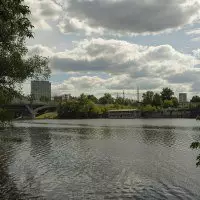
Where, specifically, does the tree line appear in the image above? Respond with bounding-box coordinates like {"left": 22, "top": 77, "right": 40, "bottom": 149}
{"left": 57, "top": 88, "right": 178, "bottom": 118}
{"left": 141, "top": 87, "right": 179, "bottom": 110}
{"left": 57, "top": 93, "right": 136, "bottom": 119}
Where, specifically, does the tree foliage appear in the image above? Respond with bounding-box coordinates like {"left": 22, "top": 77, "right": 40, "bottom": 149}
{"left": 152, "top": 93, "right": 162, "bottom": 107}
{"left": 58, "top": 99, "right": 102, "bottom": 119}
{"left": 99, "top": 93, "right": 114, "bottom": 105}
{"left": 142, "top": 105, "right": 157, "bottom": 112}
{"left": 142, "top": 91, "right": 154, "bottom": 105}
{"left": 142, "top": 89, "right": 178, "bottom": 108}
{"left": 0, "top": 0, "right": 50, "bottom": 124}
{"left": 161, "top": 88, "right": 174, "bottom": 101}
{"left": 163, "top": 100, "right": 173, "bottom": 108}
{"left": 0, "top": 0, "right": 50, "bottom": 104}
{"left": 172, "top": 97, "right": 179, "bottom": 107}
{"left": 191, "top": 96, "right": 200, "bottom": 103}
{"left": 87, "top": 95, "right": 98, "bottom": 104}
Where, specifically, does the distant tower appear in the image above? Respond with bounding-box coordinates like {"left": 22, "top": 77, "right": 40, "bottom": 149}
{"left": 179, "top": 93, "right": 187, "bottom": 103}
{"left": 116, "top": 92, "right": 119, "bottom": 99}
{"left": 137, "top": 87, "right": 140, "bottom": 102}
{"left": 31, "top": 80, "right": 51, "bottom": 101}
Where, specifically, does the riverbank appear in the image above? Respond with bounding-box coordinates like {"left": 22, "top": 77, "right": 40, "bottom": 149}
{"left": 36, "top": 112, "right": 58, "bottom": 119}
{"left": 35, "top": 109, "right": 200, "bottom": 119}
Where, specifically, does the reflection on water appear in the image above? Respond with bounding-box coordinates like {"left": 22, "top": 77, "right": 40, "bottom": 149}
{"left": 141, "top": 126, "right": 176, "bottom": 147}
{"left": 0, "top": 147, "right": 22, "bottom": 200}
{"left": 0, "top": 119, "right": 200, "bottom": 199}
{"left": 29, "top": 128, "right": 52, "bottom": 157}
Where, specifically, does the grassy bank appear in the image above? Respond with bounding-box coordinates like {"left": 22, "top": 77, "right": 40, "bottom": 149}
{"left": 36, "top": 112, "right": 58, "bottom": 119}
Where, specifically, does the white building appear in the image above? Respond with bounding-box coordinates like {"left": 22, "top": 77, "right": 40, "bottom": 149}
{"left": 31, "top": 81, "right": 51, "bottom": 101}
{"left": 179, "top": 93, "right": 187, "bottom": 103}
{"left": 54, "top": 94, "right": 71, "bottom": 102}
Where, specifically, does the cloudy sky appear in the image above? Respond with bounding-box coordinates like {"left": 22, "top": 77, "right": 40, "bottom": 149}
{"left": 24, "top": 0, "right": 200, "bottom": 99}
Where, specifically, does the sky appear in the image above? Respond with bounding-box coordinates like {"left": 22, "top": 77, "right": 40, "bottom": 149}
{"left": 24, "top": 0, "right": 200, "bottom": 100}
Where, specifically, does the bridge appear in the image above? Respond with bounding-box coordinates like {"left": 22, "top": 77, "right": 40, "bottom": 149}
{"left": 2, "top": 102, "right": 57, "bottom": 119}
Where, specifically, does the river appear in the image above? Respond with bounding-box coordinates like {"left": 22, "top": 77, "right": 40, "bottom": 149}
{"left": 0, "top": 119, "right": 200, "bottom": 199}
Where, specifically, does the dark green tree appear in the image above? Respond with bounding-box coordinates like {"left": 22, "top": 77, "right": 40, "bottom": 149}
{"left": 172, "top": 97, "right": 179, "bottom": 107}
{"left": 87, "top": 95, "right": 98, "bottom": 103}
{"left": 161, "top": 88, "right": 174, "bottom": 101}
{"left": 0, "top": 0, "right": 50, "bottom": 124}
{"left": 191, "top": 96, "right": 200, "bottom": 103}
{"left": 79, "top": 94, "right": 89, "bottom": 105}
{"left": 115, "top": 97, "right": 124, "bottom": 105}
{"left": 142, "top": 91, "right": 154, "bottom": 105}
{"left": 99, "top": 93, "right": 114, "bottom": 105}
{"left": 152, "top": 93, "right": 162, "bottom": 107}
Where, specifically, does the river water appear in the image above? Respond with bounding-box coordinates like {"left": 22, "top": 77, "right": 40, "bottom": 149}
{"left": 0, "top": 119, "right": 200, "bottom": 199}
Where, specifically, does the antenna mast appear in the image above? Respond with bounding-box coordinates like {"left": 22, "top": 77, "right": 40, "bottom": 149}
{"left": 137, "top": 87, "right": 140, "bottom": 102}
{"left": 123, "top": 90, "right": 125, "bottom": 100}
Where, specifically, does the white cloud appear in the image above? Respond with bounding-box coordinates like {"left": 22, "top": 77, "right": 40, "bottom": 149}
{"left": 25, "top": 0, "right": 62, "bottom": 30}
{"left": 28, "top": 45, "right": 54, "bottom": 57}
{"left": 47, "top": 38, "right": 197, "bottom": 79}
{"left": 25, "top": 0, "right": 200, "bottom": 36}
{"left": 51, "top": 74, "right": 192, "bottom": 98}
{"left": 191, "top": 37, "right": 200, "bottom": 42}
{"left": 58, "top": 16, "right": 105, "bottom": 36}
{"left": 186, "top": 28, "right": 200, "bottom": 42}
{"left": 28, "top": 38, "right": 200, "bottom": 95}
{"left": 186, "top": 28, "right": 200, "bottom": 35}
{"left": 193, "top": 49, "right": 200, "bottom": 58}
{"left": 58, "top": 0, "right": 200, "bottom": 35}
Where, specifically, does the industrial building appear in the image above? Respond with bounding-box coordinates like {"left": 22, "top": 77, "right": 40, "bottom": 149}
{"left": 179, "top": 93, "right": 187, "bottom": 103}
{"left": 108, "top": 109, "right": 141, "bottom": 119}
{"left": 31, "top": 80, "right": 51, "bottom": 101}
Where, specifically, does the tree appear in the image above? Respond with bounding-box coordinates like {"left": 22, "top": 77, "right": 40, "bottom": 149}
{"left": 115, "top": 97, "right": 124, "bottom": 105}
{"left": 0, "top": 0, "right": 50, "bottom": 124}
{"left": 99, "top": 93, "right": 114, "bottom": 105}
{"left": 142, "top": 105, "right": 157, "bottom": 112}
{"left": 190, "top": 142, "right": 200, "bottom": 167}
{"left": 79, "top": 93, "right": 89, "bottom": 104}
{"left": 57, "top": 98, "right": 102, "bottom": 119}
{"left": 172, "top": 97, "right": 179, "bottom": 107}
{"left": 142, "top": 91, "right": 154, "bottom": 105}
{"left": 161, "top": 88, "right": 174, "bottom": 101}
{"left": 152, "top": 93, "right": 162, "bottom": 107}
{"left": 191, "top": 96, "right": 200, "bottom": 103}
{"left": 163, "top": 100, "right": 173, "bottom": 108}
{"left": 87, "top": 95, "right": 98, "bottom": 104}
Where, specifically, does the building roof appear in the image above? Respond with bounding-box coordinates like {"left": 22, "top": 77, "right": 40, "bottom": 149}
{"left": 108, "top": 109, "right": 138, "bottom": 112}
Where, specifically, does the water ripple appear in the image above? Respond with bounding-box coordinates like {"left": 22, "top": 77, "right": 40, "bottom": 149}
{"left": 0, "top": 119, "right": 200, "bottom": 199}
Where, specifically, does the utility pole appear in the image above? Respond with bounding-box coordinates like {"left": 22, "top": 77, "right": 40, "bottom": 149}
{"left": 137, "top": 87, "right": 140, "bottom": 102}
{"left": 123, "top": 90, "right": 125, "bottom": 100}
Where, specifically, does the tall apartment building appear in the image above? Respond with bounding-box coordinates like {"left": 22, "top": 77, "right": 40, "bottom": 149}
{"left": 31, "top": 81, "right": 51, "bottom": 101}
{"left": 179, "top": 93, "right": 187, "bottom": 103}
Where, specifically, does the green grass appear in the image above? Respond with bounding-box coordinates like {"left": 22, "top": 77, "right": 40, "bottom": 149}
{"left": 36, "top": 112, "right": 58, "bottom": 119}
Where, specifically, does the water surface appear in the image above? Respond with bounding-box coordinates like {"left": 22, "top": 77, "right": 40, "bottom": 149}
{"left": 0, "top": 119, "right": 200, "bottom": 199}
